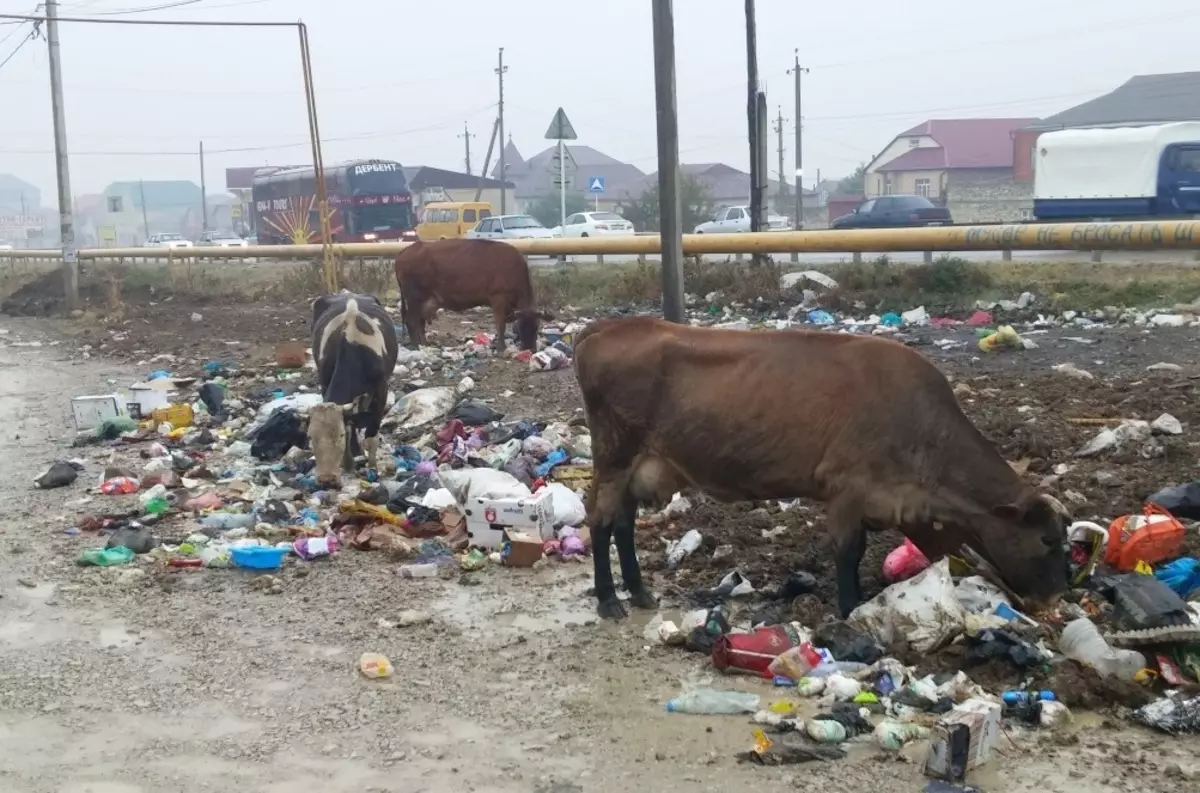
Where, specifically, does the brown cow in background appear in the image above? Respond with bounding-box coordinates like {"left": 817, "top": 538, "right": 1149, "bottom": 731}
{"left": 573, "top": 317, "right": 1069, "bottom": 621}
{"left": 393, "top": 239, "right": 550, "bottom": 351}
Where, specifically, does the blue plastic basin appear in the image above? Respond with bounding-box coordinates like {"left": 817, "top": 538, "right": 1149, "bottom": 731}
{"left": 230, "top": 545, "right": 290, "bottom": 570}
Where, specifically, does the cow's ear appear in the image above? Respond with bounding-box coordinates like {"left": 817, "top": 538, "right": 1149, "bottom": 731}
{"left": 311, "top": 295, "right": 333, "bottom": 323}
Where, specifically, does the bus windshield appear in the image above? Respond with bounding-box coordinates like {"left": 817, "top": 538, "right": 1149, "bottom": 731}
{"left": 353, "top": 202, "right": 411, "bottom": 231}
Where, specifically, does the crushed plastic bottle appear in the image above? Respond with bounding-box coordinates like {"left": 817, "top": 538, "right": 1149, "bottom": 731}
{"left": 398, "top": 563, "right": 439, "bottom": 579}
{"left": 200, "top": 512, "right": 256, "bottom": 532}
{"left": 1059, "top": 618, "right": 1146, "bottom": 681}
{"left": 665, "top": 688, "right": 760, "bottom": 715}
{"left": 667, "top": 529, "right": 703, "bottom": 570}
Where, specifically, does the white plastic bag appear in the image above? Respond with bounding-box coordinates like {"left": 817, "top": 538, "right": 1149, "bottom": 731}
{"left": 522, "top": 436, "right": 554, "bottom": 460}
{"left": 847, "top": 558, "right": 966, "bottom": 654}
{"left": 565, "top": 433, "right": 592, "bottom": 459}
{"left": 543, "top": 482, "right": 586, "bottom": 527}
{"left": 257, "top": 392, "right": 324, "bottom": 418}
{"left": 955, "top": 575, "right": 1010, "bottom": 613}
{"left": 390, "top": 387, "right": 456, "bottom": 430}
{"left": 437, "top": 469, "right": 530, "bottom": 505}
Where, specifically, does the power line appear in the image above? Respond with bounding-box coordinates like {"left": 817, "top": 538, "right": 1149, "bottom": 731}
{"left": 78, "top": 0, "right": 205, "bottom": 15}
{"left": 0, "top": 22, "right": 39, "bottom": 72}
{"left": 0, "top": 102, "right": 497, "bottom": 155}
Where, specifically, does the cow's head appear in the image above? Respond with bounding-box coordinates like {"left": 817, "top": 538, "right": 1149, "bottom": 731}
{"left": 311, "top": 292, "right": 382, "bottom": 327}
{"left": 968, "top": 492, "right": 1069, "bottom": 609}
{"left": 515, "top": 309, "right": 555, "bottom": 352}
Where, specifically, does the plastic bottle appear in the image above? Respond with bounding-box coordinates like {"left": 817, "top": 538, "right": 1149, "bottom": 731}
{"left": 667, "top": 529, "right": 703, "bottom": 570}
{"left": 874, "top": 720, "right": 929, "bottom": 751}
{"left": 200, "top": 512, "right": 255, "bottom": 531}
{"left": 398, "top": 563, "right": 440, "bottom": 579}
{"left": 1059, "top": 618, "right": 1146, "bottom": 680}
{"left": 664, "top": 688, "right": 760, "bottom": 715}
{"left": 806, "top": 661, "right": 871, "bottom": 678}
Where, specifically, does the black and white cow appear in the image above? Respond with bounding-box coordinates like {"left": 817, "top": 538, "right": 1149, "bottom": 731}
{"left": 310, "top": 291, "right": 398, "bottom": 477}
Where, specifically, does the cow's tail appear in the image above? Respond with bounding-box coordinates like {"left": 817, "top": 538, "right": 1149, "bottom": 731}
{"left": 325, "top": 298, "right": 386, "bottom": 406}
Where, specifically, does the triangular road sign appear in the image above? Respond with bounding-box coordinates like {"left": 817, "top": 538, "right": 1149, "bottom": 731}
{"left": 544, "top": 107, "right": 578, "bottom": 141}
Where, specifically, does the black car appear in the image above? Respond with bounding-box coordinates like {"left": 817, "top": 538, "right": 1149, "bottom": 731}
{"left": 831, "top": 194, "right": 952, "bottom": 229}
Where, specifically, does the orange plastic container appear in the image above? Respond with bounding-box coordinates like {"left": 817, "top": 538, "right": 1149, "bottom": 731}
{"left": 1105, "top": 504, "right": 1186, "bottom": 571}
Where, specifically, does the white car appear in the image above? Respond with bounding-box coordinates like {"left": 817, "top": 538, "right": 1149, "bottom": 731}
{"left": 197, "top": 231, "right": 249, "bottom": 248}
{"left": 693, "top": 205, "right": 791, "bottom": 233}
{"left": 144, "top": 233, "right": 194, "bottom": 249}
{"left": 560, "top": 211, "right": 635, "bottom": 238}
{"left": 466, "top": 214, "right": 556, "bottom": 240}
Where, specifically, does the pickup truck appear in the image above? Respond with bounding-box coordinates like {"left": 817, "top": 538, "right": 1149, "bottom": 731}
{"left": 693, "top": 205, "right": 791, "bottom": 233}
{"left": 830, "top": 195, "right": 952, "bottom": 229}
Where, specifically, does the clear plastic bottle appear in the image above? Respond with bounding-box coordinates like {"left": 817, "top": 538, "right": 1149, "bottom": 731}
{"left": 1059, "top": 618, "right": 1146, "bottom": 681}
{"left": 667, "top": 529, "right": 703, "bottom": 570}
{"left": 398, "top": 563, "right": 440, "bottom": 579}
{"left": 664, "top": 688, "right": 760, "bottom": 714}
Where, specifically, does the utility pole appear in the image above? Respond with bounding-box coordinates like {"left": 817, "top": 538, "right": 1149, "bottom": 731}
{"left": 138, "top": 180, "right": 149, "bottom": 240}
{"left": 495, "top": 48, "right": 508, "bottom": 213}
{"left": 474, "top": 117, "right": 499, "bottom": 202}
{"left": 652, "top": 0, "right": 684, "bottom": 323}
{"left": 459, "top": 122, "right": 475, "bottom": 175}
{"left": 46, "top": 0, "right": 78, "bottom": 311}
{"left": 774, "top": 107, "right": 787, "bottom": 201}
{"left": 756, "top": 91, "right": 768, "bottom": 228}
{"left": 198, "top": 141, "right": 209, "bottom": 232}
{"left": 744, "top": 0, "right": 761, "bottom": 234}
{"left": 789, "top": 50, "right": 810, "bottom": 246}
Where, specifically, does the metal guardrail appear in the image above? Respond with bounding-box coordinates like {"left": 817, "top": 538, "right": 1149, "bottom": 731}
{"left": 4, "top": 220, "right": 1200, "bottom": 261}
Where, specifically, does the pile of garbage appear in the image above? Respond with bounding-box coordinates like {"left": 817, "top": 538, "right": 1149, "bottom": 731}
{"left": 691, "top": 276, "right": 1200, "bottom": 352}
{"left": 37, "top": 329, "right": 594, "bottom": 584}
{"left": 646, "top": 487, "right": 1200, "bottom": 782}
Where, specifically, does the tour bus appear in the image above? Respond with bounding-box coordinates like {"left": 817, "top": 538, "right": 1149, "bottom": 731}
{"left": 251, "top": 159, "right": 417, "bottom": 244}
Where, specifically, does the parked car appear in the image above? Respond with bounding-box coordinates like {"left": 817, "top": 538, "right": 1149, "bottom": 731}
{"left": 144, "top": 233, "right": 193, "bottom": 249}
{"left": 559, "top": 211, "right": 635, "bottom": 238}
{"left": 197, "top": 230, "right": 249, "bottom": 248}
{"left": 830, "top": 195, "right": 952, "bottom": 229}
{"left": 466, "top": 214, "right": 556, "bottom": 240}
{"left": 693, "top": 205, "right": 791, "bottom": 233}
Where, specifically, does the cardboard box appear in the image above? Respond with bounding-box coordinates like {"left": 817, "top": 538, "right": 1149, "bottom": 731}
{"left": 924, "top": 698, "right": 1002, "bottom": 782}
{"left": 502, "top": 530, "right": 545, "bottom": 568}
{"left": 71, "top": 394, "right": 122, "bottom": 431}
{"left": 464, "top": 489, "right": 555, "bottom": 549}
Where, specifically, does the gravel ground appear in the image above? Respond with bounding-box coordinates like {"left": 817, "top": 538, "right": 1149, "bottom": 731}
{"left": 2, "top": 309, "right": 1200, "bottom": 793}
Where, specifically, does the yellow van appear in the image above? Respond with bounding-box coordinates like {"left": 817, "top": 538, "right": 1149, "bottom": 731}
{"left": 417, "top": 201, "right": 493, "bottom": 240}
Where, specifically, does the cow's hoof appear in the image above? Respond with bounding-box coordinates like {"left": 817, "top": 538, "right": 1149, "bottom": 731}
{"left": 628, "top": 586, "right": 659, "bottom": 611}
{"left": 597, "top": 597, "right": 628, "bottom": 620}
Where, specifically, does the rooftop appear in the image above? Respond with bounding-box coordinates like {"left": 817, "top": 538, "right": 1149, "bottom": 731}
{"left": 875, "top": 118, "right": 1036, "bottom": 171}
{"left": 1029, "top": 71, "right": 1200, "bottom": 130}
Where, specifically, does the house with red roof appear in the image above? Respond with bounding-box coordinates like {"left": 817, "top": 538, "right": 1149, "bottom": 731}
{"left": 863, "top": 118, "right": 1035, "bottom": 222}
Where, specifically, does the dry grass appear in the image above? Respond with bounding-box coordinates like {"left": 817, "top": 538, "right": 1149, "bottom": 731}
{"left": 8, "top": 253, "right": 1200, "bottom": 318}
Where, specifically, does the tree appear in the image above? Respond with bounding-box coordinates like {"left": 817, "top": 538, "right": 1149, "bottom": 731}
{"left": 835, "top": 163, "right": 867, "bottom": 196}
{"left": 616, "top": 173, "right": 714, "bottom": 233}
{"left": 525, "top": 192, "right": 589, "bottom": 228}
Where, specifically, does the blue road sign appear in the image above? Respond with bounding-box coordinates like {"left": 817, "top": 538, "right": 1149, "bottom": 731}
{"left": 587, "top": 176, "right": 606, "bottom": 193}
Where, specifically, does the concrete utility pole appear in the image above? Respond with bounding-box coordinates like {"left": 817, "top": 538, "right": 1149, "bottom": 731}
{"left": 199, "top": 140, "right": 209, "bottom": 231}
{"left": 495, "top": 48, "right": 508, "bottom": 213}
{"left": 474, "top": 117, "right": 499, "bottom": 202}
{"left": 46, "top": 0, "right": 78, "bottom": 311}
{"left": 744, "top": 0, "right": 760, "bottom": 234}
{"left": 652, "top": 0, "right": 684, "bottom": 323}
{"left": 789, "top": 50, "right": 810, "bottom": 242}
{"left": 774, "top": 106, "right": 787, "bottom": 199}
{"left": 756, "top": 90, "right": 768, "bottom": 227}
{"left": 138, "top": 180, "right": 149, "bottom": 240}
{"left": 459, "top": 122, "right": 475, "bottom": 175}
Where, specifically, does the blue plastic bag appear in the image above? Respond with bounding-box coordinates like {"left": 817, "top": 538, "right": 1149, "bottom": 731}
{"left": 807, "top": 309, "right": 835, "bottom": 326}
{"left": 1155, "top": 557, "right": 1200, "bottom": 598}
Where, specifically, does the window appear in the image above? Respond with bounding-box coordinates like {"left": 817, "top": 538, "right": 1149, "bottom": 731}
{"left": 908, "top": 138, "right": 921, "bottom": 148}
{"left": 478, "top": 209, "right": 492, "bottom": 220}
{"left": 914, "top": 178, "right": 932, "bottom": 198}
{"left": 501, "top": 215, "right": 544, "bottom": 229}
{"left": 591, "top": 212, "right": 623, "bottom": 221}
{"left": 463, "top": 209, "right": 476, "bottom": 223}
{"left": 1173, "top": 148, "right": 1200, "bottom": 172}
{"left": 476, "top": 219, "right": 493, "bottom": 233}
{"left": 1018, "top": 208, "right": 1033, "bottom": 221}
{"left": 894, "top": 195, "right": 935, "bottom": 209}
{"left": 859, "top": 199, "right": 876, "bottom": 213}
{"left": 107, "top": 196, "right": 123, "bottom": 212}
{"left": 883, "top": 179, "right": 894, "bottom": 195}
{"left": 727, "top": 208, "right": 744, "bottom": 220}
{"left": 566, "top": 214, "right": 582, "bottom": 225}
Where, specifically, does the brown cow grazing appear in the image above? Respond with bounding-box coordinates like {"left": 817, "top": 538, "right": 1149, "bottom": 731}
{"left": 393, "top": 239, "right": 550, "bottom": 352}
{"left": 573, "top": 317, "right": 1069, "bottom": 620}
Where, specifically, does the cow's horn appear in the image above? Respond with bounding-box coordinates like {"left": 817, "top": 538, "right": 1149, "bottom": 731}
{"left": 1039, "top": 493, "right": 1070, "bottom": 517}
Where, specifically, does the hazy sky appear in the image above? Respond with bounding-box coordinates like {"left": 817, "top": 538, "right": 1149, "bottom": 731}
{"left": 2, "top": 0, "right": 1198, "bottom": 208}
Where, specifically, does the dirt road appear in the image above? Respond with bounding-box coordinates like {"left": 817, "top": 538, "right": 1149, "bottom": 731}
{"left": 1, "top": 315, "right": 1198, "bottom": 793}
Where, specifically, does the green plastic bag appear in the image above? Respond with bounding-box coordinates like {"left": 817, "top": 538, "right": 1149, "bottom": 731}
{"left": 78, "top": 546, "right": 135, "bottom": 567}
